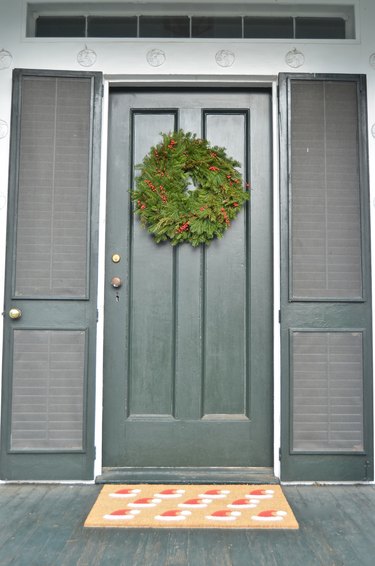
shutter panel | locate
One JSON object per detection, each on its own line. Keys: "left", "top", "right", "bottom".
{"left": 279, "top": 74, "right": 373, "bottom": 481}
{"left": 15, "top": 76, "right": 92, "bottom": 298}
{"left": 290, "top": 80, "right": 362, "bottom": 299}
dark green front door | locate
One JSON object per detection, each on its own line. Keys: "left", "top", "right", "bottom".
{"left": 103, "top": 89, "right": 273, "bottom": 472}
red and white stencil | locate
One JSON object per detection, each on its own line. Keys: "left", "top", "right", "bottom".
{"left": 205, "top": 510, "right": 241, "bottom": 521}
{"left": 198, "top": 489, "right": 230, "bottom": 499}
{"left": 227, "top": 498, "right": 259, "bottom": 509}
{"left": 178, "top": 498, "right": 212, "bottom": 509}
{"left": 246, "top": 489, "right": 274, "bottom": 500}
{"left": 103, "top": 509, "right": 140, "bottom": 520}
{"left": 128, "top": 497, "right": 162, "bottom": 508}
{"left": 251, "top": 510, "right": 288, "bottom": 522}
{"left": 154, "top": 488, "right": 185, "bottom": 499}
{"left": 155, "top": 509, "right": 192, "bottom": 522}
{"left": 109, "top": 488, "right": 141, "bottom": 498}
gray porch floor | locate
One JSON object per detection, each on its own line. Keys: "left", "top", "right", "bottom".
{"left": 0, "top": 484, "right": 374, "bottom": 565}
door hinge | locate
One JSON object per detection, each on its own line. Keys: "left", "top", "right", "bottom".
{"left": 278, "top": 309, "right": 281, "bottom": 323}
{"left": 101, "top": 84, "right": 104, "bottom": 97}
{"left": 96, "top": 309, "right": 99, "bottom": 322}
{"left": 94, "top": 446, "right": 96, "bottom": 460}
{"left": 279, "top": 447, "right": 282, "bottom": 461}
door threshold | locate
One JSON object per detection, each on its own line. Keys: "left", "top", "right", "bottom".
{"left": 96, "top": 467, "right": 278, "bottom": 484}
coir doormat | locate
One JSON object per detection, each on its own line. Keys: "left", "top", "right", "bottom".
{"left": 84, "top": 484, "right": 299, "bottom": 529}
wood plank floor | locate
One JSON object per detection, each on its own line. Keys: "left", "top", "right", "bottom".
{"left": 0, "top": 484, "right": 374, "bottom": 565}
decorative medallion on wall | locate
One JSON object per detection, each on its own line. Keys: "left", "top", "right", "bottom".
{"left": 371, "top": 124, "right": 375, "bottom": 138}
{"left": 370, "top": 53, "right": 375, "bottom": 69}
{"left": 77, "top": 46, "right": 97, "bottom": 67}
{"left": 0, "top": 49, "right": 12, "bottom": 70}
{"left": 285, "top": 48, "right": 305, "bottom": 69}
{"left": 215, "top": 50, "right": 235, "bottom": 68}
{"left": 0, "top": 119, "right": 8, "bottom": 139}
{"left": 146, "top": 49, "right": 166, "bottom": 67}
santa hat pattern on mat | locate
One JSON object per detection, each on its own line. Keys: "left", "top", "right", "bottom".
{"left": 103, "top": 509, "right": 140, "bottom": 520}
{"left": 154, "top": 488, "right": 185, "bottom": 499}
{"left": 205, "top": 510, "right": 241, "bottom": 521}
{"left": 128, "top": 497, "right": 162, "bottom": 508}
{"left": 109, "top": 488, "right": 141, "bottom": 498}
{"left": 251, "top": 510, "right": 288, "bottom": 522}
{"left": 246, "top": 489, "right": 274, "bottom": 499}
{"left": 155, "top": 509, "right": 192, "bottom": 522}
{"left": 178, "top": 498, "right": 213, "bottom": 509}
{"left": 227, "top": 498, "right": 259, "bottom": 509}
{"left": 198, "top": 489, "right": 230, "bottom": 499}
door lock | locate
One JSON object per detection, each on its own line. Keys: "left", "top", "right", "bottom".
{"left": 9, "top": 308, "right": 22, "bottom": 320}
{"left": 111, "top": 253, "right": 121, "bottom": 263}
{"left": 111, "top": 276, "right": 122, "bottom": 289}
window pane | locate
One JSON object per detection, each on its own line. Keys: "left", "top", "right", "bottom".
{"left": 290, "top": 80, "right": 362, "bottom": 299}
{"left": 87, "top": 16, "right": 137, "bottom": 37}
{"left": 292, "top": 332, "right": 364, "bottom": 452}
{"left": 244, "top": 17, "right": 293, "bottom": 38}
{"left": 36, "top": 16, "right": 85, "bottom": 37}
{"left": 139, "top": 16, "right": 189, "bottom": 38}
{"left": 192, "top": 17, "right": 242, "bottom": 38}
{"left": 296, "top": 17, "right": 346, "bottom": 39}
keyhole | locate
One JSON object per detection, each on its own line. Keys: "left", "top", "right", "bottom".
{"left": 115, "top": 291, "right": 120, "bottom": 302}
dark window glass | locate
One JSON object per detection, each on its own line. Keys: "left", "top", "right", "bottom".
{"left": 244, "top": 17, "right": 293, "bottom": 38}
{"left": 34, "top": 14, "right": 349, "bottom": 40}
{"left": 192, "top": 17, "right": 242, "bottom": 38}
{"left": 139, "top": 16, "right": 189, "bottom": 38}
{"left": 87, "top": 16, "right": 137, "bottom": 37}
{"left": 35, "top": 16, "right": 86, "bottom": 37}
{"left": 296, "top": 17, "right": 346, "bottom": 39}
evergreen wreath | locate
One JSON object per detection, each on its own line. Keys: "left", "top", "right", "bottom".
{"left": 131, "top": 129, "right": 250, "bottom": 247}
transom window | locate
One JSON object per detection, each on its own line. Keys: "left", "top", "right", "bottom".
{"left": 27, "top": 3, "right": 355, "bottom": 40}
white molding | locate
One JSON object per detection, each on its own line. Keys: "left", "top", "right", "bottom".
{"left": 93, "top": 80, "right": 109, "bottom": 479}
{"left": 272, "top": 80, "right": 281, "bottom": 481}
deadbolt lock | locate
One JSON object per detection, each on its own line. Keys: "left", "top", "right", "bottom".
{"left": 111, "top": 253, "right": 121, "bottom": 263}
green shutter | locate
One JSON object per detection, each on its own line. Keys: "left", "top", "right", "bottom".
{"left": 279, "top": 73, "right": 373, "bottom": 482}
{"left": 0, "top": 69, "right": 102, "bottom": 480}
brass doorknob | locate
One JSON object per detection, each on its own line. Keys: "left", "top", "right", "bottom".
{"left": 9, "top": 308, "right": 22, "bottom": 320}
{"left": 111, "top": 276, "right": 122, "bottom": 289}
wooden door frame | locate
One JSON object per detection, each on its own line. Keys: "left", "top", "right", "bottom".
{"left": 94, "top": 77, "right": 280, "bottom": 482}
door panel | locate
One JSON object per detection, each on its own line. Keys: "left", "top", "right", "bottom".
{"left": 103, "top": 89, "right": 272, "bottom": 470}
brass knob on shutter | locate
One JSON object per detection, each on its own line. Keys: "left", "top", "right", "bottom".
{"left": 9, "top": 308, "right": 22, "bottom": 320}
{"left": 111, "top": 276, "right": 122, "bottom": 289}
